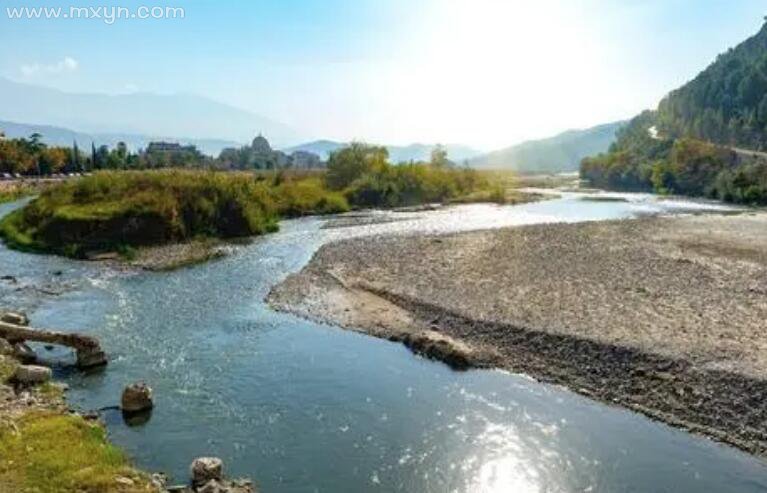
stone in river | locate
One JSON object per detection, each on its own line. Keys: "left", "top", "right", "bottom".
{"left": 190, "top": 457, "right": 224, "bottom": 486}
{"left": 121, "top": 381, "right": 154, "bottom": 413}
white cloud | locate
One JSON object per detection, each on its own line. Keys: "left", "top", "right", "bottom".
{"left": 20, "top": 57, "right": 79, "bottom": 77}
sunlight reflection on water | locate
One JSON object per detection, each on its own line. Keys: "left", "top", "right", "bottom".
{"left": 1, "top": 193, "right": 764, "bottom": 492}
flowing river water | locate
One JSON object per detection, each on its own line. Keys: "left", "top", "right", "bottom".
{"left": 2, "top": 191, "right": 767, "bottom": 492}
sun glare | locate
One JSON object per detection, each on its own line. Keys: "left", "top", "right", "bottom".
{"left": 375, "top": 0, "right": 610, "bottom": 149}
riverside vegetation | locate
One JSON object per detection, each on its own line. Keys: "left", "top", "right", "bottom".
{"left": 0, "top": 143, "right": 517, "bottom": 260}
{"left": 0, "top": 348, "right": 157, "bottom": 493}
{"left": 580, "top": 22, "right": 767, "bottom": 204}
{"left": 580, "top": 114, "right": 767, "bottom": 204}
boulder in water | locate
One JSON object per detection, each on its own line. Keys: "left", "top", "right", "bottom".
{"left": 190, "top": 457, "right": 223, "bottom": 486}
{"left": 121, "top": 381, "right": 154, "bottom": 413}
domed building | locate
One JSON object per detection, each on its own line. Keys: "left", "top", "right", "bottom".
{"left": 251, "top": 134, "right": 272, "bottom": 154}
{"left": 218, "top": 133, "right": 323, "bottom": 170}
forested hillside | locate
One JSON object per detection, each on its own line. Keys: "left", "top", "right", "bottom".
{"left": 580, "top": 23, "right": 767, "bottom": 205}
{"left": 656, "top": 22, "right": 767, "bottom": 149}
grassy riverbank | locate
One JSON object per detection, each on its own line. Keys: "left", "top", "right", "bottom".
{"left": 0, "top": 354, "right": 155, "bottom": 493}
{"left": 0, "top": 171, "right": 283, "bottom": 258}
{"left": 268, "top": 212, "right": 767, "bottom": 456}
{"left": 0, "top": 161, "right": 526, "bottom": 262}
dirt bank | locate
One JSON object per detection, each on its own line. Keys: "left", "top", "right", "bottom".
{"left": 268, "top": 212, "right": 767, "bottom": 455}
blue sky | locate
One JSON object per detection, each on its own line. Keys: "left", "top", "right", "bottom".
{"left": 0, "top": 0, "right": 765, "bottom": 149}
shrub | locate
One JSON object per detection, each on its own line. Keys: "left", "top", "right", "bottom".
{"left": 345, "top": 162, "right": 483, "bottom": 208}
{"left": 272, "top": 177, "right": 349, "bottom": 217}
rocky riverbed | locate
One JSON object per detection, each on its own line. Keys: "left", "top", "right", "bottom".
{"left": 268, "top": 212, "right": 767, "bottom": 456}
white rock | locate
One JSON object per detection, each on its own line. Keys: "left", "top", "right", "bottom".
{"left": 1, "top": 312, "right": 29, "bottom": 326}
{"left": 114, "top": 476, "right": 135, "bottom": 486}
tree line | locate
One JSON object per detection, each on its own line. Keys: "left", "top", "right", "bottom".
{"left": 0, "top": 134, "right": 210, "bottom": 176}
{"left": 580, "top": 113, "right": 767, "bottom": 205}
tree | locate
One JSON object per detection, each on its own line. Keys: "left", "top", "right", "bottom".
{"left": 430, "top": 145, "right": 450, "bottom": 167}
{"left": 39, "top": 147, "right": 69, "bottom": 175}
{"left": 27, "top": 133, "right": 44, "bottom": 153}
{"left": 71, "top": 140, "right": 81, "bottom": 172}
{"left": 325, "top": 142, "right": 389, "bottom": 190}
{"left": 90, "top": 142, "right": 97, "bottom": 171}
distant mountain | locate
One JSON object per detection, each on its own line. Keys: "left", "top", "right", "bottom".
{"left": 284, "top": 140, "right": 346, "bottom": 160}
{"left": 656, "top": 22, "right": 767, "bottom": 149}
{"left": 387, "top": 143, "right": 482, "bottom": 163}
{"left": 0, "top": 78, "right": 299, "bottom": 147}
{"left": 284, "top": 140, "right": 482, "bottom": 162}
{"left": 470, "top": 122, "right": 625, "bottom": 174}
{"left": 0, "top": 119, "right": 241, "bottom": 156}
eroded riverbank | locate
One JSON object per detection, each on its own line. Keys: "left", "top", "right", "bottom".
{"left": 268, "top": 212, "right": 767, "bottom": 455}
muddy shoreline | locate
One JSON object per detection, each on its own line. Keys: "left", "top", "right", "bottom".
{"left": 268, "top": 212, "right": 767, "bottom": 456}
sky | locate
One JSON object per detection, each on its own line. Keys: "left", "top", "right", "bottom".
{"left": 0, "top": 0, "right": 765, "bottom": 150}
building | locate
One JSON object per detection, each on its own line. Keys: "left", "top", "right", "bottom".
{"left": 219, "top": 134, "right": 323, "bottom": 170}
{"left": 146, "top": 142, "right": 198, "bottom": 154}
{"left": 251, "top": 134, "right": 272, "bottom": 155}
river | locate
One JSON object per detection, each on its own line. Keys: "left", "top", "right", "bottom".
{"left": 1, "top": 191, "right": 766, "bottom": 492}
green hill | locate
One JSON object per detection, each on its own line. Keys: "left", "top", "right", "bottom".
{"left": 470, "top": 122, "right": 624, "bottom": 174}
{"left": 580, "top": 22, "right": 767, "bottom": 205}
{"left": 656, "top": 22, "right": 767, "bottom": 149}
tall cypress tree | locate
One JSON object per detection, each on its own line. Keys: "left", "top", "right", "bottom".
{"left": 91, "top": 142, "right": 97, "bottom": 171}
{"left": 72, "top": 140, "right": 80, "bottom": 171}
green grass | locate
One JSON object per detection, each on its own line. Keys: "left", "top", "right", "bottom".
{"left": 0, "top": 412, "right": 155, "bottom": 493}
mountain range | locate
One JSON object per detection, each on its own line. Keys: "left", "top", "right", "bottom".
{"left": 0, "top": 77, "right": 297, "bottom": 147}
{"left": 0, "top": 78, "right": 622, "bottom": 171}
{"left": 469, "top": 122, "right": 625, "bottom": 173}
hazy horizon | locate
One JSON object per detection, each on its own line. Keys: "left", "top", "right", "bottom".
{"left": 1, "top": 0, "right": 766, "bottom": 149}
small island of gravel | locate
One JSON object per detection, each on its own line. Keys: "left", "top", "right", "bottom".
{"left": 268, "top": 212, "right": 767, "bottom": 456}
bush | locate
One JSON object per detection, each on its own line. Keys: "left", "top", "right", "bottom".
{"left": 272, "top": 177, "right": 349, "bottom": 217}
{"left": 325, "top": 143, "right": 389, "bottom": 190}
